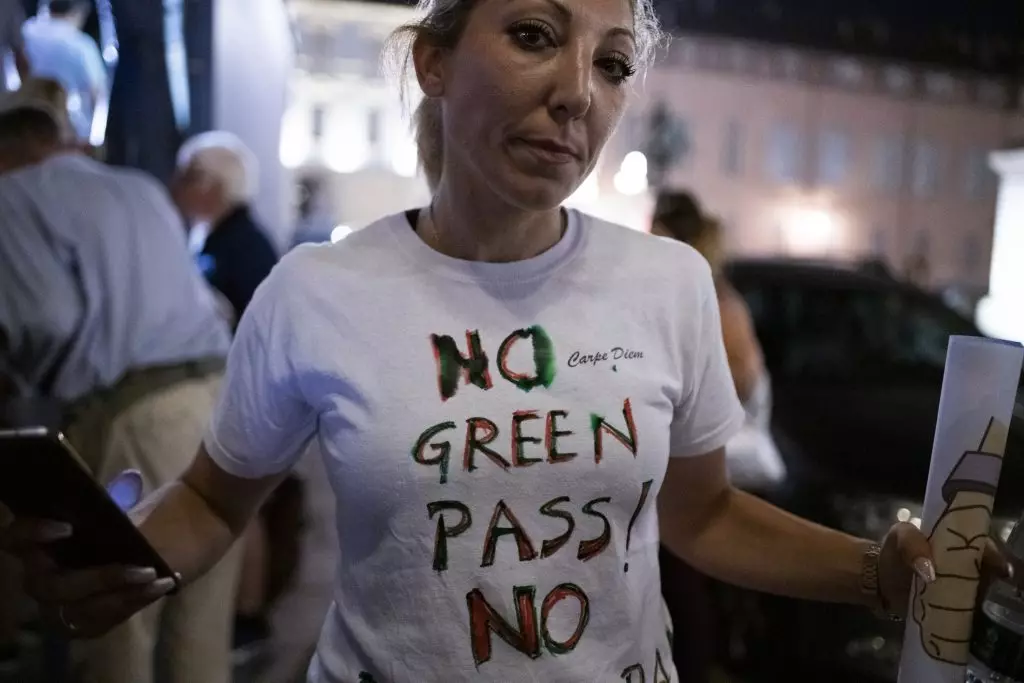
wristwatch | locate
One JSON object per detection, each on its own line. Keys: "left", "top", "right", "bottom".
{"left": 861, "top": 542, "right": 903, "bottom": 621}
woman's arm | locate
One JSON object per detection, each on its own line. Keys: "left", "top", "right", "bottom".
{"left": 658, "top": 448, "right": 874, "bottom": 606}
{"left": 717, "top": 287, "right": 764, "bottom": 404}
{"left": 132, "top": 446, "right": 288, "bottom": 586}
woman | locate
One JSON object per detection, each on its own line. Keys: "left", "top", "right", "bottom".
{"left": 651, "top": 193, "right": 786, "bottom": 682}
{"left": 1, "top": 1, "right": 1015, "bottom": 682}
{"left": 651, "top": 192, "right": 785, "bottom": 489}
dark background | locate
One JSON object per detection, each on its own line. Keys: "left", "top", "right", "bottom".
{"left": 362, "top": 0, "right": 1024, "bottom": 77}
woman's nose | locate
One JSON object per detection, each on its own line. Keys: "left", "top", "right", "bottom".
{"left": 548, "top": 49, "right": 593, "bottom": 123}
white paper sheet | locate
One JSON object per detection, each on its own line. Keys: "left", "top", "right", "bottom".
{"left": 897, "top": 336, "right": 1024, "bottom": 683}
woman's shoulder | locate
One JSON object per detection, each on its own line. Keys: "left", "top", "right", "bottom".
{"left": 275, "top": 213, "right": 405, "bottom": 273}
{"left": 249, "top": 214, "right": 407, "bottom": 306}
{"left": 576, "top": 210, "right": 712, "bottom": 284}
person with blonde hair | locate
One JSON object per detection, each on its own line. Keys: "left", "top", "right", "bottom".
{"left": 172, "top": 130, "right": 288, "bottom": 663}
{"left": 652, "top": 190, "right": 787, "bottom": 681}
{"left": 652, "top": 192, "right": 763, "bottom": 406}
{"left": 2, "top": 2, "right": 1017, "bottom": 682}
{"left": 172, "top": 131, "right": 278, "bottom": 323}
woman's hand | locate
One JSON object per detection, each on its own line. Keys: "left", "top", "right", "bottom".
{"left": 0, "top": 471, "right": 178, "bottom": 638}
{"left": 878, "top": 521, "right": 1017, "bottom": 620}
{"left": 21, "top": 555, "right": 178, "bottom": 638}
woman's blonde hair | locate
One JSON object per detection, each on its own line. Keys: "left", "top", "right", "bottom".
{"left": 653, "top": 190, "right": 724, "bottom": 271}
{"left": 385, "top": 0, "right": 666, "bottom": 191}
{"left": 689, "top": 216, "right": 724, "bottom": 272}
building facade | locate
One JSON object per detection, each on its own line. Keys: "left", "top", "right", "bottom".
{"left": 283, "top": 1, "right": 1023, "bottom": 293}
{"left": 631, "top": 35, "right": 1024, "bottom": 292}
{"left": 283, "top": 0, "right": 429, "bottom": 236}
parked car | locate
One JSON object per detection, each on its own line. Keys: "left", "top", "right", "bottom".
{"left": 703, "top": 258, "right": 1024, "bottom": 682}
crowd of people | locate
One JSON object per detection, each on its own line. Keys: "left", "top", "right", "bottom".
{"left": 0, "top": 0, "right": 1021, "bottom": 682}
{"left": 0, "top": 33, "right": 287, "bottom": 681}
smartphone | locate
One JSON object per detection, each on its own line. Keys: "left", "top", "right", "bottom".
{"left": 0, "top": 427, "right": 177, "bottom": 581}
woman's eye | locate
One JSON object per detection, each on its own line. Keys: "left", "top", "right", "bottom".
{"left": 510, "top": 22, "right": 556, "bottom": 51}
{"left": 599, "top": 57, "right": 637, "bottom": 84}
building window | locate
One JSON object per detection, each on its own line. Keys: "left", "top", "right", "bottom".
{"left": 977, "top": 80, "right": 1008, "bottom": 108}
{"left": 311, "top": 105, "right": 325, "bottom": 141}
{"left": 305, "top": 27, "right": 336, "bottom": 75}
{"left": 721, "top": 120, "right": 743, "bottom": 176}
{"left": 872, "top": 134, "right": 905, "bottom": 192}
{"left": 778, "top": 50, "right": 802, "bottom": 80}
{"left": 964, "top": 146, "right": 993, "bottom": 199}
{"left": 367, "top": 109, "right": 382, "bottom": 146}
{"left": 367, "top": 108, "right": 383, "bottom": 164}
{"left": 673, "top": 39, "right": 700, "bottom": 67}
{"left": 728, "top": 44, "right": 751, "bottom": 72}
{"left": 817, "top": 129, "right": 851, "bottom": 186}
{"left": 911, "top": 141, "right": 943, "bottom": 197}
{"left": 766, "top": 122, "right": 804, "bottom": 184}
{"left": 362, "top": 37, "right": 386, "bottom": 79}
{"left": 830, "top": 58, "right": 865, "bottom": 88}
{"left": 883, "top": 66, "right": 914, "bottom": 95}
{"left": 924, "top": 72, "right": 957, "bottom": 99}
{"left": 333, "top": 24, "right": 365, "bottom": 63}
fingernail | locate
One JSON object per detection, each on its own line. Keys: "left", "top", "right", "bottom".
{"left": 914, "top": 558, "right": 936, "bottom": 584}
{"left": 1008, "top": 562, "right": 1016, "bottom": 581}
{"left": 124, "top": 567, "right": 157, "bottom": 584}
{"left": 40, "top": 523, "right": 73, "bottom": 541}
{"left": 145, "top": 578, "right": 176, "bottom": 597}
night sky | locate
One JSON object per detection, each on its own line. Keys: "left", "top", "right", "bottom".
{"left": 360, "top": 0, "right": 1024, "bottom": 76}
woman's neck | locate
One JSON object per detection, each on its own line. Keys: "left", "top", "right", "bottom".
{"left": 425, "top": 179, "right": 564, "bottom": 263}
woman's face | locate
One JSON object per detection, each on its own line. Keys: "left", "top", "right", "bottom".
{"left": 427, "top": 0, "right": 637, "bottom": 209}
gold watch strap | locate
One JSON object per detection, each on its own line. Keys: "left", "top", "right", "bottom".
{"left": 861, "top": 542, "right": 903, "bottom": 621}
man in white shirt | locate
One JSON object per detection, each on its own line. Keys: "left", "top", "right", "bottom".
{"left": 0, "top": 88, "right": 240, "bottom": 683}
{"left": 20, "top": 0, "right": 106, "bottom": 140}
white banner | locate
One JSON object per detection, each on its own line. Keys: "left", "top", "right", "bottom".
{"left": 898, "top": 336, "right": 1023, "bottom": 683}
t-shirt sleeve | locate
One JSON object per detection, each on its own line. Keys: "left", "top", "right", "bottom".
{"left": 668, "top": 262, "right": 746, "bottom": 457}
{"left": 203, "top": 265, "right": 316, "bottom": 478}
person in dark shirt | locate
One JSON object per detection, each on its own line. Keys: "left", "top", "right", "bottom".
{"left": 171, "top": 131, "right": 282, "bottom": 661}
{"left": 172, "top": 131, "right": 278, "bottom": 324}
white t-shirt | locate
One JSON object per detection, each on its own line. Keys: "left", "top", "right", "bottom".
{"left": 205, "top": 210, "right": 744, "bottom": 683}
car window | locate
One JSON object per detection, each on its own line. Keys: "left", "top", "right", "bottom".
{"left": 734, "top": 277, "right": 976, "bottom": 384}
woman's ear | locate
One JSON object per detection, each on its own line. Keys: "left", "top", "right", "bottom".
{"left": 412, "top": 35, "right": 446, "bottom": 98}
